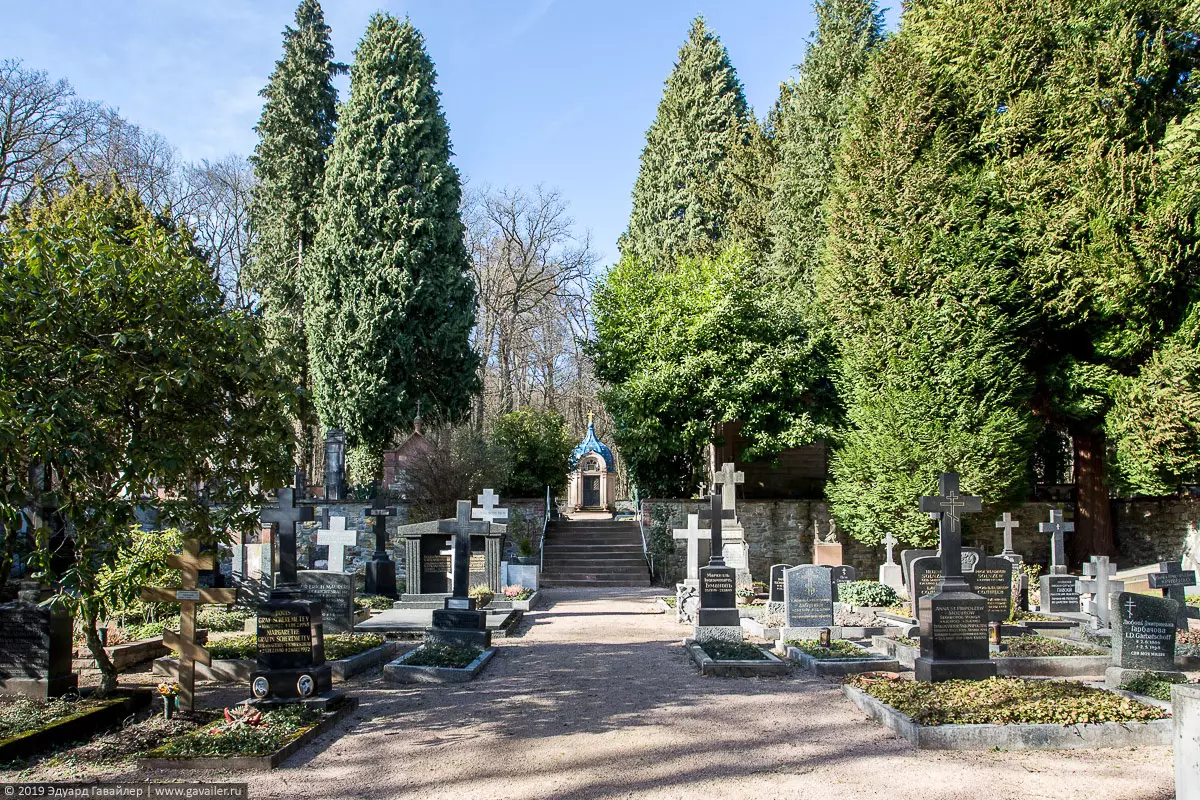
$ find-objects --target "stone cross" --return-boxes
[883,531,897,565]
[1078,556,1122,630]
[261,475,315,586]
[366,491,397,558]
[995,513,1020,554]
[711,462,744,521]
[451,500,474,600]
[317,517,357,573]
[919,472,983,589]
[1039,509,1073,575]
[705,494,726,567]
[672,513,710,581]
[1148,561,1200,630]
[472,489,509,525]
[140,539,236,713]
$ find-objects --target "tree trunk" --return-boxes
[84,610,118,696]
[1072,427,1114,565]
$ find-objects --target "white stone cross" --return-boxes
[883,531,897,565]
[712,462,744,521]
[472,488,509,525]
[673,513,711,581]
[317,516,357,573]
[995,512,1020,553]
[1078,556,1123,631]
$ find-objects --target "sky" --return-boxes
[0,1,902,265]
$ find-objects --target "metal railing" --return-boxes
[539,484,551,573]
[634,488,654,578]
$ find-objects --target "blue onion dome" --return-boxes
[570,415,615,472]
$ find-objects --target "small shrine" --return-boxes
[567,415,616,512]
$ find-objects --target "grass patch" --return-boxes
[997,635,1103,658]
[206,634,257,660]
[152,705,321,758]
[661,596,677,608]
[849,675,1167,726]
[0,696,107,741]
[786,639,873,661]
[1120,671,1191,702]
[324,633,386,661]
[1008,609,1055,622]
[356,594,395,611]
[893,636,918,647]
[698,641,767,661]
[405,643,483,669]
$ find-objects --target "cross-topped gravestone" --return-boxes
[427,500,493,649]
[879,531,905,595]
[693,493,741,641]
[141,539,237,712]
[995,513,1021,559]
[1148,561,1200,630]
[365,490,398,597]
[317,517,356,573]
[261,474,315,587]
[711,462,744,521]
[472,489,509,525]
[883,531,897,565]
[1040,509,1073,575]
[672,513,709,582]
[1078,556,1124,631]
[914,472,994,682]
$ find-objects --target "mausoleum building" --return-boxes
[567,416,616,512]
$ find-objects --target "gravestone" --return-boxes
[316,516,357,574]
[0,602,75,698]
[829,565,856,602]
[914,473,996,682]
[1148,561,1200,631]
[399,512,502,597]
[783,564,835,629]
[472,489,509,525]
[1078,556,1124,632]
[767,563,792,616]
[1106,592,1185,686]
[673,513,710,583]
[1040,575,1082,614]
[427,500,491,650]
[693,493,743,643]
[324,428,346,501]
[970,557,1014,624]
[419,534,453,594]
[1040,509,1073,575]
[364,491,398,598]
[297,571,356,634]
[907,547,987,618]
[879,531,905,596]
[995,512,1023,565]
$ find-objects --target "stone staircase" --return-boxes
[540,519,651,588]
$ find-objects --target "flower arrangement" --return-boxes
[157,682,181,720]
[502,585,533,601]
[468,584,495,608]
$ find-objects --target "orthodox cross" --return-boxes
[919,472,982,588]
[140,539,236,713]
[1147,561,1200,630]
[672,513,710,581]
[995,513,1020,554]
[711,462,744,521]
[472,489,509,526]
[317,516,356,573]
[261,474,314,586]
[365,491,397,558]
[1078,556,1120,630]
[1124,595,1137,620]
[883,531,897,565]
[1039,509,1073,575]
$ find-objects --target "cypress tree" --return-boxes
[620,16,749,264]
[305,14,479,465]
[247,0,341,467]
[768,0,883,294]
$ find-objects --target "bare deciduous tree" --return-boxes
[177,155,256,308]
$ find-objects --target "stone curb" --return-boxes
[0,691,150,762]
[740,617,780,641]
[843,684,1173,750]
[872,636,918,669]
[682,640,789,678]
[994,653,1111,677]
[383,646,496,684]
[785,644,900,676]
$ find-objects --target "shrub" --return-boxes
[836,581,899,608]
[502,585,533,600]
[1121,671,1191,702]
[357,594,396,611]
[492,408,572,495]
[698,641,767,661]
[206,635,257,660]
[406,643,482,668]
[469,584,494,608]
[324,633,385,660]
[198,607,254,632]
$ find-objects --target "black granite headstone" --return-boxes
[970,557,1014,624]
[1111,592,1178,672]
[783,565,834,628]
[297,572,356,634]
[697,565,740,626]
[1040,575,1081,614]
[256,601,323,671]
[769,564,792,603]
[420,535,453,595]
[468,537,488,589]
[829,565,856,602]
[0,602,76,698]
[1147,562,1200,630]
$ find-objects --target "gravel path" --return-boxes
[8,589,1174,798]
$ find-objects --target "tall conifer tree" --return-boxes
[305,14,479,466]
[248,0,340,470]
[621,16,749,264]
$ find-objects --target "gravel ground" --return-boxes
[4,588,1176,799]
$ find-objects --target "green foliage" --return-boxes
[645,505,677,581]
[698,641,767,661]
[1120,672,1190,703]
[356,594,395,611]
[247,0,342,436]
[306,13,479,463]
[0,696,108,741]
[96,528,185,623]
[492,408,572,495]
[786,639,872,660]
[997,635,1103,658]
[850,675,1167,726]
[155,705,320,757]
[323,632,385,661]
[621,15,750,264]
[206,635,258,661]
[835,581,899,608]
[468,584,494,608]
[405,643,482,669]
[0,179,294,691]
[590,247,836,496]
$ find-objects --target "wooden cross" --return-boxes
[995,513,1020,554]
[317,517,356,573]
[672,513,710,581]
[140,539,237,713]
[919,473,982,584]
[1039,509,1073,575]
[472,489,509,525]
[711,462,744,520]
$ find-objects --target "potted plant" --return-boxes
[737,587,756,605]
[515,534,537,565]
[469,584,495,609]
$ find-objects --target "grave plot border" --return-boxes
[843,684,1172,750]
[0,691,151,762]
[871,635,918,669]
[152,642,406,684]
[382,646,496,684]
[741,616,781,641]
[683,639,789,678]
[785,642,900,676]
[140,696,358,771]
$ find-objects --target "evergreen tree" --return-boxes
[247,0,341,470]
[768,0,883,294]
[305,14,479,465]
[620,16,749,264]
[821,0,1200,554]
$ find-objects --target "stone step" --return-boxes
[540,577,651,588]
[542,555,648,564]
[541,572,650,582]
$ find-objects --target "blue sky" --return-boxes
[1,1,901,265]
